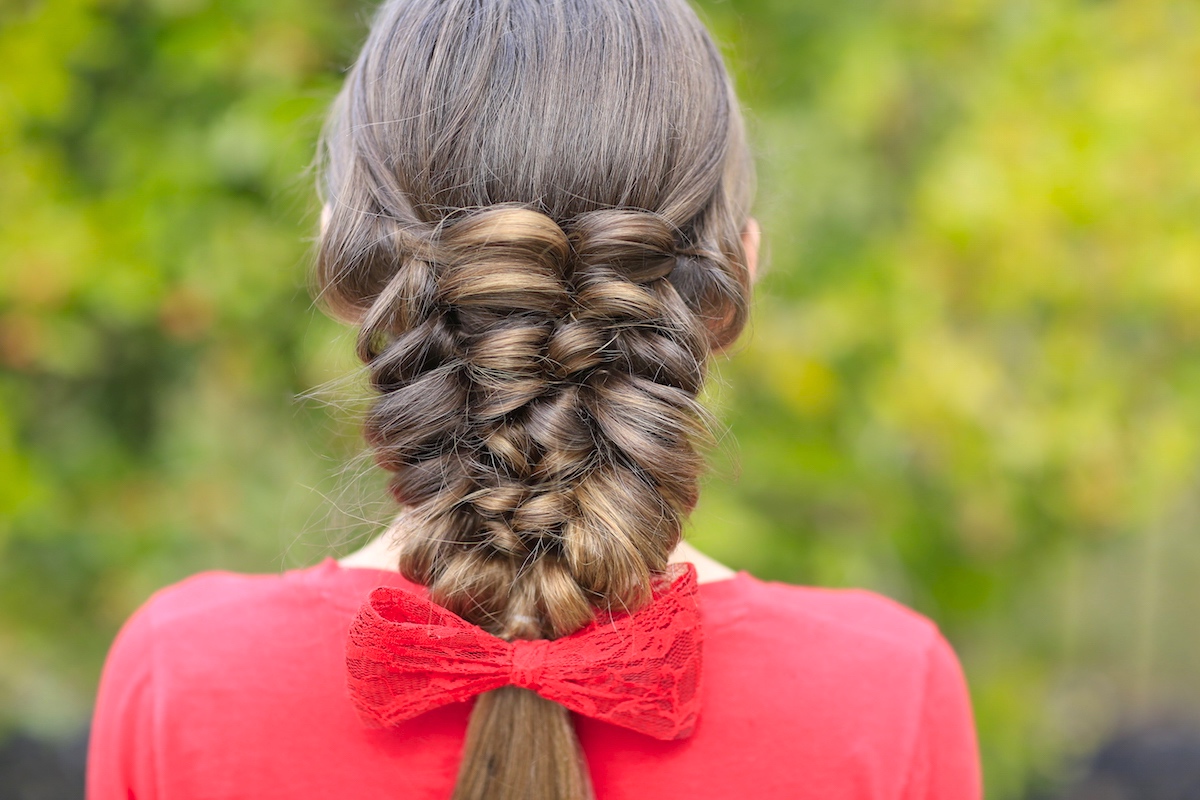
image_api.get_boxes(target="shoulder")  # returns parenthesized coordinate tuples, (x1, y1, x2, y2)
(92, 561, 409, 718)
(714, 573, 944, 661)
(119, 559, 413, 640)
(88, 568, 305, 796)
(700, 576, 965, 743)
(111, 561, 416, 677)
(736, 577, 971, 736)
(91, 563, 391, 758)
(689, 575, 979, 796)
(134, 567, 313, 624)
(743, 581, 983, 799)
(88, 562, 459, 796)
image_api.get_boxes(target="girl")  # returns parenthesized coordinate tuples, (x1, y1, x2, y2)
(88, 0, 981, 797)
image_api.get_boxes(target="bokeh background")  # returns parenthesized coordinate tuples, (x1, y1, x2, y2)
(2, 0, 1199, 796)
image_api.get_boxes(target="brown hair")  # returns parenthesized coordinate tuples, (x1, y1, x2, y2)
(314, 0, 753, 797)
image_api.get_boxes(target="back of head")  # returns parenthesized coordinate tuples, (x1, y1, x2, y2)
(315, 1, 754, 797)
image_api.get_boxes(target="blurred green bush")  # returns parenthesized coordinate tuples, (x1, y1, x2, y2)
(2, 0, 1198, 796)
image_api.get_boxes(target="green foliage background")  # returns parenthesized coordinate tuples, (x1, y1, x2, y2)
(2, 0, 1198, 795)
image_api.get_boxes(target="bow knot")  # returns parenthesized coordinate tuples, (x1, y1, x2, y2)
(345, 564, 702, 740)
(510, 639, 550, 691)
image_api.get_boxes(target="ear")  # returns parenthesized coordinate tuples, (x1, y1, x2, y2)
(320, 203, 332, 236)
(741, 217, 761, 283)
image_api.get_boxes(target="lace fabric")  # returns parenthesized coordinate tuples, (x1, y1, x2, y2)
(345, 563, 702, 740)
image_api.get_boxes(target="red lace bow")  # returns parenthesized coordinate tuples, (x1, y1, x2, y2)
(345, 564, 702, 740)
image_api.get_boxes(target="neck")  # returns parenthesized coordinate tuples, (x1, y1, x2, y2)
(337, 523, 736, 584)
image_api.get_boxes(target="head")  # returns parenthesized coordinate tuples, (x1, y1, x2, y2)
(314, 0, 755, 797)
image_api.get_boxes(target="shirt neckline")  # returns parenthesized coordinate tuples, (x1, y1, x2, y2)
(319, 555, 748, 587)
(308, 556, 752, 624)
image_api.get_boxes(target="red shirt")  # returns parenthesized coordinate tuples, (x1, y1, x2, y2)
(87, 558, 981, 799)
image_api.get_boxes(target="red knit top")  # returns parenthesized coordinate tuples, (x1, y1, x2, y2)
(87, 558, 981, 799)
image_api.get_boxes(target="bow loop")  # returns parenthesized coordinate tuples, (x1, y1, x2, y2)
(345, 564, 702, 740)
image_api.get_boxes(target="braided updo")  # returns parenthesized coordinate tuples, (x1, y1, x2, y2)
(315, 0, 753, 797)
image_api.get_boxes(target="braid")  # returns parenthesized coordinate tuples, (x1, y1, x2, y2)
(355, 205, 716, 636)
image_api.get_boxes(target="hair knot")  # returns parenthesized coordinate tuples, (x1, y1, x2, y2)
(568, 209, 679, 284)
